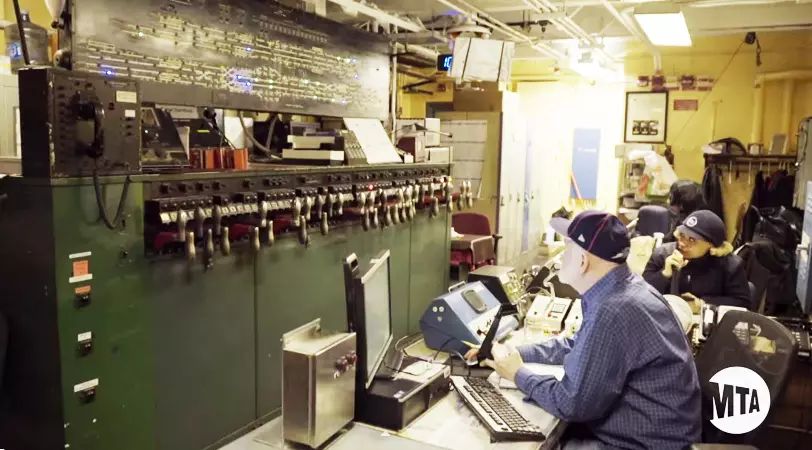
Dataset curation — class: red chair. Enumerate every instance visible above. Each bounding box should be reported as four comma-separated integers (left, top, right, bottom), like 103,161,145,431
450,213,501,274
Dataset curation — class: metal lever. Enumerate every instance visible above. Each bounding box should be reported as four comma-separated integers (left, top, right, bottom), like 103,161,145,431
220,226,231,256
204,228,214,267
390,204,399,225
430,197,439,217
194,206,206,238
298,216,310,246
213,205,223,236
265,220,275,246
292,198,303,227
324,193,334,218
302,196,313,221
359,192,370,231
466,181,474,209
250,227,261,251
185,231,196,261
320,211,329,235
445,181,454,212
258,201,269,228
404,186,414,222
177,209,188,242
456,191,464,211
336,193,345,216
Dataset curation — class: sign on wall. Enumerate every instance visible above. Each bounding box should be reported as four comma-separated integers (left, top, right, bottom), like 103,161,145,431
571,128,602,201
624,91,668,144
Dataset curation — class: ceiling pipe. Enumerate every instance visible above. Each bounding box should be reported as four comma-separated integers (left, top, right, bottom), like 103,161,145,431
486,0,798,9
327,0,424,32
526,0,619,63
394,43,439,60
600,0,662,71
434,0,568,60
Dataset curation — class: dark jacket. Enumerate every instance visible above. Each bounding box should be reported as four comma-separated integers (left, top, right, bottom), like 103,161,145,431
643,242,750,309
737,238,797,315
702,166,725,225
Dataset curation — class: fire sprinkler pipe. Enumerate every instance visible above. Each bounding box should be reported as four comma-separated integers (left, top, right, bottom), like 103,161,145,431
599,0,662,72
528,0,618,63
751,70,812,144
434,0,567,60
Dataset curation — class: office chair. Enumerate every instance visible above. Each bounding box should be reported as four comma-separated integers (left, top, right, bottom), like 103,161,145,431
693,310,797,446
633,205,671,237
450,213,501,269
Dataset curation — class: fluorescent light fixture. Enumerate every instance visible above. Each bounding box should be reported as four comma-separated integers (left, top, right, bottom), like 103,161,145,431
634,4,692,47
570,60,624,81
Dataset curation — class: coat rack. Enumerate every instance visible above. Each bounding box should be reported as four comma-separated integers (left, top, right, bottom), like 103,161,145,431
703,154,797,184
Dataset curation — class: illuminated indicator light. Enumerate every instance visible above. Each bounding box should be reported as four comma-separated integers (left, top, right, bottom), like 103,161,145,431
104,70,113,76
303,79,309,84
368,184,373,190
138,31,144,37
236,75,243,80
313,96,317,100
354,74,359,79
246,46,253,52
345,58,351,63
244,82,251,87
352,58,357,63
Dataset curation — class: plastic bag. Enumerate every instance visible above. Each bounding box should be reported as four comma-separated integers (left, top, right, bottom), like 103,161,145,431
641,153,678,197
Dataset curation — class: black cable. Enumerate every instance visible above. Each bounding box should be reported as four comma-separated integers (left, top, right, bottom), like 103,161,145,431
12,0,31,66
670,40,746,146
93,165,132,230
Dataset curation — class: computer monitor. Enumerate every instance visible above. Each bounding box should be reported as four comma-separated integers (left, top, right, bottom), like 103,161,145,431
344,250,393,389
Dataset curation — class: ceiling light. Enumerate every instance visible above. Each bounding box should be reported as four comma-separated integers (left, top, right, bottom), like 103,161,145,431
633,4,692,47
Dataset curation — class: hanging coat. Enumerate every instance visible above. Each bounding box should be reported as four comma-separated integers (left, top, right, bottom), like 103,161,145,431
702,165,725,224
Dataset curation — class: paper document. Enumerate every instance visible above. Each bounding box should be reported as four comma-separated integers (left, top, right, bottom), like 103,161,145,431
492,364,565,390
343,118,402,164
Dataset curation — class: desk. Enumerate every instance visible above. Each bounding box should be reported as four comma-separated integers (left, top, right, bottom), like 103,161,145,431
220,332,564,450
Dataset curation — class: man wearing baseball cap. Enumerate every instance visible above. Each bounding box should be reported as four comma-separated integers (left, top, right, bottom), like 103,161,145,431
470,211,700,450
643,210,750,310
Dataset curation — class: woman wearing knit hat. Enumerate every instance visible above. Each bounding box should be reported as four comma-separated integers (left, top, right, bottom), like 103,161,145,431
643,210,751,310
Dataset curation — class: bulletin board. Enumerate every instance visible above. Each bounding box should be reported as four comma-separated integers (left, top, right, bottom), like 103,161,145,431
624,91,668,144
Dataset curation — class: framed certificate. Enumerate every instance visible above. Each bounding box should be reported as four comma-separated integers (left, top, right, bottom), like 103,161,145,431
624,91,668,144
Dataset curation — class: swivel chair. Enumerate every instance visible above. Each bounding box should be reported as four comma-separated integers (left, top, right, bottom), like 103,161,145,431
693,310,797,447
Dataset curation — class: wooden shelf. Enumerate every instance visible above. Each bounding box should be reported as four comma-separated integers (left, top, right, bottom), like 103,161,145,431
704,153,796,166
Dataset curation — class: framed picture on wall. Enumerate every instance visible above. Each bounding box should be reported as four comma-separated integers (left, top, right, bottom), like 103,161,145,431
624,91,668,144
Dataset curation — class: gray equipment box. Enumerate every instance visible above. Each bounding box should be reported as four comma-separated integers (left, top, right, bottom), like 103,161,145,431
282,319,357,448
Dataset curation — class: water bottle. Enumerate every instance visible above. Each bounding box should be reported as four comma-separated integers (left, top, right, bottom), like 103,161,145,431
5,10,50,73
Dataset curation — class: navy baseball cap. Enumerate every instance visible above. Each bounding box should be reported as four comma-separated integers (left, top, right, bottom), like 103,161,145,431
550,211,630,263
676,209,726,247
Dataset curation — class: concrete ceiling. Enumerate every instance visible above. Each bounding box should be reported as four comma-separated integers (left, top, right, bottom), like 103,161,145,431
313,0,812,61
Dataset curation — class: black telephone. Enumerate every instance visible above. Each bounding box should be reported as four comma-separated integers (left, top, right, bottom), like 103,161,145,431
477,304,518,364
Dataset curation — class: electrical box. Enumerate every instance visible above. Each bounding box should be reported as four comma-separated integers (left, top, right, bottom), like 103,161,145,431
282,319,357,448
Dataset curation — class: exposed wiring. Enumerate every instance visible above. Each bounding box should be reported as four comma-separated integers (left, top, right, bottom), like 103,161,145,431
93,164,132,230
12,0,31,66
238,111,282,160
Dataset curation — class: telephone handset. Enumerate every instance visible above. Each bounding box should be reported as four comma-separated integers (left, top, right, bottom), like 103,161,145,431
73,92,105,159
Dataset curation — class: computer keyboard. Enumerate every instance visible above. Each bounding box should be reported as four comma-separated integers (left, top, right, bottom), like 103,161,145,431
451,376,547,442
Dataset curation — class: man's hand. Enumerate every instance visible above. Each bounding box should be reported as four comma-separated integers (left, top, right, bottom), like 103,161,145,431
464,348,479,361
681,292,702,314
662,250,687,278
482,348,525,382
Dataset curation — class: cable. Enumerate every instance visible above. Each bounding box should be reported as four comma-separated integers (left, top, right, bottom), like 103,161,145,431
238,112,282,160
12,0,31,66
93,165,132,230
670,40,746,146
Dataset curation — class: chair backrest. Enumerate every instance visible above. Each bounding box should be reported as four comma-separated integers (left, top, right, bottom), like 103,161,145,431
452,213,491,236
635,205,671,237
748,282,758,311
694,310,797,444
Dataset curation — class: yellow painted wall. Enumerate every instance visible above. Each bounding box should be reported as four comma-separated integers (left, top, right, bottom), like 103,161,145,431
624,30,812,239
396,71,453,119
1,0,54,49
512,30,812,240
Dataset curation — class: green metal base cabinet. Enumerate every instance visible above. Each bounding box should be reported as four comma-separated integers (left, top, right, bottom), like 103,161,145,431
0,172,451,450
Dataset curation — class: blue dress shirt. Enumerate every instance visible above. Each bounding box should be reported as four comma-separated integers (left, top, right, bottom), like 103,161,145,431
515,264,701,450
